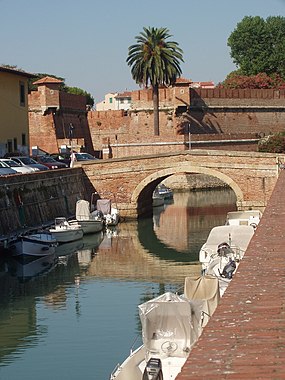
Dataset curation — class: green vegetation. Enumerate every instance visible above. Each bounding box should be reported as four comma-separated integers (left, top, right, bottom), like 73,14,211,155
219,72,285,89
227,16,285,78
127,27,183,135
28,73,94,107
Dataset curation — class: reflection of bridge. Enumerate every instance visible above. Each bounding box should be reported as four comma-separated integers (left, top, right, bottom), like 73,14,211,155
79,149,285,218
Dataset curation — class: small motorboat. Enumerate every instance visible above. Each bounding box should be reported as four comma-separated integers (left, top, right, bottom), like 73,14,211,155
225,209,262,229
10,232,57,257
156,184,173,199
152,189,164,208
69,199,104,235
199,224,255,296
49,217,83,244
110,277,219,380
96,199,120,226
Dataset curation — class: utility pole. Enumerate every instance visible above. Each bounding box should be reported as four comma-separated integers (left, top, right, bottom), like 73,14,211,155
188,123,191,150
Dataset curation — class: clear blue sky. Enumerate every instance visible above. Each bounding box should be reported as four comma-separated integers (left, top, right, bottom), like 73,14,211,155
1,0,285,103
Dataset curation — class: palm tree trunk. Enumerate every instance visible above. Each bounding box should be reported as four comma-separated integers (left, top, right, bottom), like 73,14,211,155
153,84,159,136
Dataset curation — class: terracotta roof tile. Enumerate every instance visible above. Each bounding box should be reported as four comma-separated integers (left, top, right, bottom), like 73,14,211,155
116,91,132,98
33,76,63,85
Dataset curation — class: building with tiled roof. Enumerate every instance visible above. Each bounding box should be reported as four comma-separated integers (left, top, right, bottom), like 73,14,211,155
33,76,63,85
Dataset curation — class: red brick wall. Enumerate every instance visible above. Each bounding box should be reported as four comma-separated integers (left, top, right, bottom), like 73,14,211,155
60,92,86,110
29,87,94,154
29,86,285,158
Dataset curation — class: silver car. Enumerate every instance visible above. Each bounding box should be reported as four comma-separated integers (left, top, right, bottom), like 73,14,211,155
8,156,49,172
0,160,18,175
0,158,34,174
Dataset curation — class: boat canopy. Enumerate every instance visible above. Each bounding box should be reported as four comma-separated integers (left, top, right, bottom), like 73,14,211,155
138,292,192,359
76,200,91,221
184,275,220,327
97,199,111,215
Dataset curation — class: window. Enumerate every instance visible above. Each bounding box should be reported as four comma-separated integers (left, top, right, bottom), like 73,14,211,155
22,133,26,146
13,138,17,151
109,97,113,103
19,82,25,106
7,140,12,153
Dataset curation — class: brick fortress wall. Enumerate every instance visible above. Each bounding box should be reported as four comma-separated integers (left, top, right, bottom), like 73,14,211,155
29,85,94,154
88,87,285,158
29,83,285,158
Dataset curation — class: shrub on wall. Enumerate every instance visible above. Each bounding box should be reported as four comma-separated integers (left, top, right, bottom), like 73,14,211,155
258,132,285,153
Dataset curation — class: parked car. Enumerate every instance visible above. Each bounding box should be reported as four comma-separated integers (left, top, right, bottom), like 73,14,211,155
32,155,69,169
74,153,98,161
50,153,71,166
0,158,34,174
9,156,49,172
51,152,98,167
0,160,18,175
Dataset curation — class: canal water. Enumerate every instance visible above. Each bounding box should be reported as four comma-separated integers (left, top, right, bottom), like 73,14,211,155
0,188,236,380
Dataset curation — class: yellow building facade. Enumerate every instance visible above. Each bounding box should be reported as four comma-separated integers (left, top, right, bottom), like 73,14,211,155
0,66,34,156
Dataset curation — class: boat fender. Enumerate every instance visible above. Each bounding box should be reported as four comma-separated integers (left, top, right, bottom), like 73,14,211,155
250,223,257,229
143,358,163,380
220,258,236,279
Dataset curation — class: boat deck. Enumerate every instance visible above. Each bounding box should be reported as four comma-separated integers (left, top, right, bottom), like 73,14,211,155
176,170,285,379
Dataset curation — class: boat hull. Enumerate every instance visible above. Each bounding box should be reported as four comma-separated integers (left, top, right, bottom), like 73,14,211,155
69,219,103,235
11,233,57,257
50,227,83,243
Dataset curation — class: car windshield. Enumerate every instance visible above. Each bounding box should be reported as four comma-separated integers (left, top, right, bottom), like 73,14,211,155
75,153,95,160
18,157,37,164
39,156,56,163
4,160,20,167
0,161,9,168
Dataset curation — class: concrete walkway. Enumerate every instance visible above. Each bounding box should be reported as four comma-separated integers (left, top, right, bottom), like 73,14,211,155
176,170,285,379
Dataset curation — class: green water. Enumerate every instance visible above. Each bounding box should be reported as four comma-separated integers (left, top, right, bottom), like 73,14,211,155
0,189,236,380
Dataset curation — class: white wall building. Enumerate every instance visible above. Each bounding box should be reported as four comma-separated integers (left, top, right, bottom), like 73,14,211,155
96,91,131,111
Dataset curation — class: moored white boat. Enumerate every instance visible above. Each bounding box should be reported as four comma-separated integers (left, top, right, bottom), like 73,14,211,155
49,217,83,243
96,199,120,226
156,184,173,199
199,224,255,296
10,232,57,257
110,277,219,380
152,189,164,207
225,209,262,229
110,292,194,380
69,199,104,234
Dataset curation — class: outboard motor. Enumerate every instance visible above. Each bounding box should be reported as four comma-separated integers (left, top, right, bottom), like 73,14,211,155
142,358,163,380
217,242,232,257
220,258,236,279
92,210,103,220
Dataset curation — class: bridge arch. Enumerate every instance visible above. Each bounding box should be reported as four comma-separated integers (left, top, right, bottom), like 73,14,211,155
131,164,244,215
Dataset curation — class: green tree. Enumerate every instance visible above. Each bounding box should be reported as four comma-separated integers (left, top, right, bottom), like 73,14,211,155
228,16,285,78
127,27,183,135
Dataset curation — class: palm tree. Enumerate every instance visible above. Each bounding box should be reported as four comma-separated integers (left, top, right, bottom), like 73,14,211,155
127,27,184,136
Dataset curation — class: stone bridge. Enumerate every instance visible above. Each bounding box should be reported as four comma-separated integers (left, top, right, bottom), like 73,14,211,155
77,149,285,219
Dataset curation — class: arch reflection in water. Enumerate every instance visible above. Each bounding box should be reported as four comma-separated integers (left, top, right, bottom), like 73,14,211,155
0,188,237,380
